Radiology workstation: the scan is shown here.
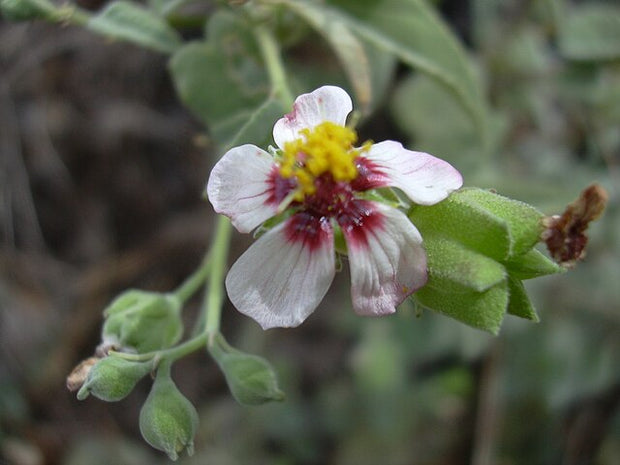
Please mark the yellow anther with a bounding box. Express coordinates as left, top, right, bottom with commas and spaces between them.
279, 121, 370, 199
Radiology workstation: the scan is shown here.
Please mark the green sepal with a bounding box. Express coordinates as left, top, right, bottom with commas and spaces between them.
506, 275, 539, 322
333, 224, 347, 255
410, 189, 512, 261
208, 334, 285, 406
458, 189, 544, 257
504, 248, 565, 280
102, 290, 183, 353
410, 188, 544, 261
77, 355, 152, 402
253, 207, 296, 240
424, 237, 506, 293
414, 279, 509, 335
139, 362, 198, 461
409, 189, 561, 331
356, 186, 404, 208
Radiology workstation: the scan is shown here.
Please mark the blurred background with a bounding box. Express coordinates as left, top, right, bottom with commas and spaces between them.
1, 0, 619, 464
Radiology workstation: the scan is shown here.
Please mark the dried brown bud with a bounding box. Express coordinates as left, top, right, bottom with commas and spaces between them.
542, 184, 608, 267
66, 357, 100, 392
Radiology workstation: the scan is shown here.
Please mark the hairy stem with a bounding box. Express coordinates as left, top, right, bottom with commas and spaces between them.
173, 253, 212, 304
254, 23, 294, 108
112, 216, 232, 362
110, 333, 208, 363
204, 215, 232, 338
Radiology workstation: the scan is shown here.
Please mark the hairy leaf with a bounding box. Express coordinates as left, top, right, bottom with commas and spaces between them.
88, 1, 182, 54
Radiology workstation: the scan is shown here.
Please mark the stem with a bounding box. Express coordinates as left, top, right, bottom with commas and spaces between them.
110, 217, 232, 362
111, 333, 208, 363
254, 23, 294, 108
173, 253, 212, 304
204, 215, 232, 337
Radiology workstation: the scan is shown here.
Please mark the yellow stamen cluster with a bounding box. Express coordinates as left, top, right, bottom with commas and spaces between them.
280, 121, 369, 201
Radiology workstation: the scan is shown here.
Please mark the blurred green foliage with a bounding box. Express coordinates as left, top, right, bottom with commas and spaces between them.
1, 0, 619, 463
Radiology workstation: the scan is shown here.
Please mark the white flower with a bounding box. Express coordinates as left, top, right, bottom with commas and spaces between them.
207, 86, 463, 329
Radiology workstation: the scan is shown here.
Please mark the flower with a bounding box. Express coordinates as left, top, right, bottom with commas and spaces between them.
207, 86, 463, 329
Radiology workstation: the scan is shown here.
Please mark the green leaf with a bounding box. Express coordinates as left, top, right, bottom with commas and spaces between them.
390, 74, 502, 173
324, 0, 488, 142
504, 248, 563, 280
87, 1, 182, 54
424, 237, 506, 293
1, 0, 55, 21
415, 279, 509, 334
169, 11, 282, 148
506, 275, 539, 322
226, 97, 287, 149
279, 0, 373, 113
559, 4, 620, 61
148, 0, 189, 17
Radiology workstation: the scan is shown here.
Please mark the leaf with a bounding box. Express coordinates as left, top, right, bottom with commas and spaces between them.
148, 0, 189, 17
324, 0, 488, 142
169, 11, 282, 148
87, 1, 182, 54
0, 0, 55, 21
226, 97, 287, 149
415, 279, 509, 334
390, 74, 486, 172
559, 4, 620, 61
424, 237, 506, 293
279, 0, 373, 113
506, 275, 538, 322
504, 248, 563, 280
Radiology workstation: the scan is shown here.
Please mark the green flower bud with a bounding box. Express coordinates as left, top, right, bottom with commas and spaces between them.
77, 355, 152, 402
409, 188, 563, 333
139, 363, 198, 461
102, 290, 183, 353
1, 0, 55, 21
209, 334, 285, 406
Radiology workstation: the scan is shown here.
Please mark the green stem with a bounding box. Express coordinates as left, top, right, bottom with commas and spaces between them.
111, 332, 208, 363
254, 23, 294, 108
172, 253, 212, 304
204, 215, 232, 337
110, 216, 232, 362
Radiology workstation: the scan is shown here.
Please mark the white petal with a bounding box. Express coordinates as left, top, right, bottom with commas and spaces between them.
226, 215, 336, 329
272, 86, 353, 149
364, 141, 463, 205
206, 144, 278, 233
344, 202, 427, 316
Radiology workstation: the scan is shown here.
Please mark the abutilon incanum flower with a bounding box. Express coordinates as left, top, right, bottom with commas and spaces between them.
207, 86, 463, 329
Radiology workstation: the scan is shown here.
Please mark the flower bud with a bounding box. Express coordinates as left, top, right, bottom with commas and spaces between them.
66, 357, 99, 392
209, 334, 284, 406
1, 0, 55, 21
139, 363, 198, 461
406, 187, 568, 333
77, 355, 152, 402
102, 290, 183, 353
